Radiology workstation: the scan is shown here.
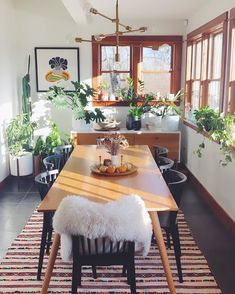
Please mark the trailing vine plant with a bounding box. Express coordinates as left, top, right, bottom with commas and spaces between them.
46, 81, 106, 124
194, 107, 235, 166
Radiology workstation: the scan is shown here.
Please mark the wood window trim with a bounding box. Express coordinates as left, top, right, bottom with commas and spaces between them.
92, 35, 182, 106
185, 12, 228, 113
226, 7, 235, 114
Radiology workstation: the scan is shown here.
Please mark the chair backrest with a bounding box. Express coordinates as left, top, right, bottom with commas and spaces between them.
43, 154, 64, 171
157, 156, 174, 172
54, 145, 73, 163
72, 235, 134, 258
154, 145, 169, 162
163, 169, 187, 206
34, 169, 59, 200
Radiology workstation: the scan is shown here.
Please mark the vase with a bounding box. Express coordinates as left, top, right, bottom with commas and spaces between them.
126, 114, 134, 130
133, 116, 141, 131
111, 155, 119, 166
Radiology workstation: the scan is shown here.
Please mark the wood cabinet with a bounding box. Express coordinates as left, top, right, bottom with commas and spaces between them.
72, 131, 180, 161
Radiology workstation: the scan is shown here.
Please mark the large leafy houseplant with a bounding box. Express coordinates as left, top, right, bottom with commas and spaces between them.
6, 115, 37, 157
46, 81, 105, 124
194, 106, 235, 165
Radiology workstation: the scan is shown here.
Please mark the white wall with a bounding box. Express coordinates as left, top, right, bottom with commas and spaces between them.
0, 0, 18, 182
181, 0, 235, 221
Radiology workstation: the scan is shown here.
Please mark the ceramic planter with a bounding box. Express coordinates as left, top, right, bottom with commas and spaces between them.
9, 152, 33, 176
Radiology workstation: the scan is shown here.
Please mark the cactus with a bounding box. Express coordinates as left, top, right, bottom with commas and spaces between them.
22, 55, 32, 123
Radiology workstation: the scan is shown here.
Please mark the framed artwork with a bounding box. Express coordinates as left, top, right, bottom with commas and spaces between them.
35, 47, 80, 92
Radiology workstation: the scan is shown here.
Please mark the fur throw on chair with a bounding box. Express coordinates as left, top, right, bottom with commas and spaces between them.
53, 194, 152, 261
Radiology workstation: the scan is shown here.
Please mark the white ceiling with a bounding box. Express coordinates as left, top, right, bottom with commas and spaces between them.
62, 0, 210, 24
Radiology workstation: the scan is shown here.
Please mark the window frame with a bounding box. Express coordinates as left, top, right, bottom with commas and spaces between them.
226, 7, 235, 114
92, 35, 182, 106
185, 12, 228, 113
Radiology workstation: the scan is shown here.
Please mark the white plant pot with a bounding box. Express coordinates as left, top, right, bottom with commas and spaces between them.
10, 152, 33, 176
142, 113, 162, 130
161, 115, 180, 132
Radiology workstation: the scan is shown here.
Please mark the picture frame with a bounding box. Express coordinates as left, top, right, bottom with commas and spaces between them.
35, 47, 80, 92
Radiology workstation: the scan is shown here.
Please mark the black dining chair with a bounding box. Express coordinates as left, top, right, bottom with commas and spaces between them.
154, 145, 169, 162
43, 154, 64, 172
157, 156, 175, 173
54, 144, 73, 164
72, 236, 136, 294
35, 169, 59, 280
157, 169, 187, 283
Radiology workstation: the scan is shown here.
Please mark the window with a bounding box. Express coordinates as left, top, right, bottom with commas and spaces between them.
92, 36, 182, 106
227, 8, 235, 114
185, 13, 227, 113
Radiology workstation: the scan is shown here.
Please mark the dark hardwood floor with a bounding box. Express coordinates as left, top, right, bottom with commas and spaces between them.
0, 175, 234, 293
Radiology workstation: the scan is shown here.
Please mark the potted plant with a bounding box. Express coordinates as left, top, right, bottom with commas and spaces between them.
152, 90, 183, 131
194, 106, 235, 165
6, 115, 37, 176
123, 78, 153, 130
46, 81, 106, 124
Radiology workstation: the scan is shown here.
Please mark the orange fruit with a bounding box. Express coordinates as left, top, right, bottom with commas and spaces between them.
119, 164, 127, 173
106, 165, 116, 174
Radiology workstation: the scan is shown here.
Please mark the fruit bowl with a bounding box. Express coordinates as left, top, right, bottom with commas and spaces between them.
90, 162, 137, 176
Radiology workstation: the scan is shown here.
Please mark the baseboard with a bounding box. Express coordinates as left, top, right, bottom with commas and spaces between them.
180, 163, 235, 236
0, 175, 10, 190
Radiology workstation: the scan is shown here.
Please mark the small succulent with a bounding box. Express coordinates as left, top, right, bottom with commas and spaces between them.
49, 57, 68, 71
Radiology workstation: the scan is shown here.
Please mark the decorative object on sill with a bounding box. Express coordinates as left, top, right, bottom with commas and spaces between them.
123, 78, 154, 130
93, 118, 121, 131
75, 0, 147, 65
126, 113, 134, 130
46, 81, 106, 124
193, 106, 235, 166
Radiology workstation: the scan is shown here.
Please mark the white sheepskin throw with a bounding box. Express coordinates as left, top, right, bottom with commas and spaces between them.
53, 194, 152, 262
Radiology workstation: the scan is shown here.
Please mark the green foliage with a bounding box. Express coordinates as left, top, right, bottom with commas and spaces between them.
151, 89, 183, 118
123, 78, 154, 118
46, 81, 106, 124
33, 121, 65, 157
194, 107, 235, 166
33, 136, 44, 156
22, 55, 32, 123
6, 115, 37, 156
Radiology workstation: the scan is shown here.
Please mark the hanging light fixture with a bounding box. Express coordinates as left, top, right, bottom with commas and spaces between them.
75, 0, 147, 63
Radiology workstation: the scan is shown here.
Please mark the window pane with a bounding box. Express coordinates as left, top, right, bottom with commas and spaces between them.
186, 45, 192, 81
212, 33, 223, 79
201, 38, 208, 80
195, 42, 202, 79
142, 45, 172, 71
230, 28, 235, 81
191, 81, 200, 109
141, 72, 171, 94
192, 43, 196, 79
101, 72, 129, 98
208, 35, 213, 78
208, 81, 220, 111
101, 46, 130, 71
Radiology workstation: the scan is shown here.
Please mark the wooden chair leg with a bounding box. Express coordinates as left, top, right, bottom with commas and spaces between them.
92, 265, 97, 279
37, 213, 50, 280
171, 224, 183, 283
127, 260, 136, 294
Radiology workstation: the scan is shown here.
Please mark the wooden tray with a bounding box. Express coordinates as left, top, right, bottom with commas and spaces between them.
90, 163, 138, 176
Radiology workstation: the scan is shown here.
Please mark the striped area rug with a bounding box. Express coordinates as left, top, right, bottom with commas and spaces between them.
0, 211, 221, 293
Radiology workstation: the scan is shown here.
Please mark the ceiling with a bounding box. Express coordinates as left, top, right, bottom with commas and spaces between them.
62, 0, 209, 25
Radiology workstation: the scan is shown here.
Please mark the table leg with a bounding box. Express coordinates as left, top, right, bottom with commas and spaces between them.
149, 211, 176, 294
41, 233, 60, 294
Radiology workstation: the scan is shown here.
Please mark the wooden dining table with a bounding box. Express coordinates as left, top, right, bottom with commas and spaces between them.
38, 145, 178, 294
